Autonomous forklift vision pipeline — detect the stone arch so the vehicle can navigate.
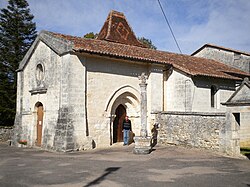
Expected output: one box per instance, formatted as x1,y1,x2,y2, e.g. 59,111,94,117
105,85,140,145
35,101,43,109
105,85,140,116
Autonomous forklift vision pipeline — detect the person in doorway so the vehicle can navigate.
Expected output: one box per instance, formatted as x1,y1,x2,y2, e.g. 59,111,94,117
122,116,132,146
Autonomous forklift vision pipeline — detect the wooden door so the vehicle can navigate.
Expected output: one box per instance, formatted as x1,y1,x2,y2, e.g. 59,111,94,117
36,105,43,146
113,105,126,143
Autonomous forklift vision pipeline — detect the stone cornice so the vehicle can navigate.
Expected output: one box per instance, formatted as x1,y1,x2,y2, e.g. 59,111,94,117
29,87,47,95
152,111,226,117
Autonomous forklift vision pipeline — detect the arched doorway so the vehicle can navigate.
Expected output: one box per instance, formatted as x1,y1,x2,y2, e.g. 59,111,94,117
35,102,44,147
113,104,126,143
105,85,140,145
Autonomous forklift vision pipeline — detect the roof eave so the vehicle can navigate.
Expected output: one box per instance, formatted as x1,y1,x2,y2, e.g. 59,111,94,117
73,48,171,66
222,102,250,106
193,73,242,81
18,31,74,71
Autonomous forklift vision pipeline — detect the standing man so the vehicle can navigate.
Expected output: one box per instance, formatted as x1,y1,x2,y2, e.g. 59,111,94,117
122,116,132,146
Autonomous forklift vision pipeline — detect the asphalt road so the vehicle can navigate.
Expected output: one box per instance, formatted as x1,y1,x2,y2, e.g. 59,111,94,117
0,143,250,187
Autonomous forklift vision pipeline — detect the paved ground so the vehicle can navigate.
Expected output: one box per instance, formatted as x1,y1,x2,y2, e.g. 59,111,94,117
0,143,250,187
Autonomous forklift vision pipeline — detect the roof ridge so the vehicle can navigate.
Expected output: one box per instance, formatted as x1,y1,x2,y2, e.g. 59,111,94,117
192,43,250,56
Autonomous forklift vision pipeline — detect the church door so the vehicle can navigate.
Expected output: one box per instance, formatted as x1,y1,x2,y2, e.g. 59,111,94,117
113,104,126,143
36,104,44,146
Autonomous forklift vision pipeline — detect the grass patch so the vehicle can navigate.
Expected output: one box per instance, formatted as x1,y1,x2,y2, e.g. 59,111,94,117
240,147,250,159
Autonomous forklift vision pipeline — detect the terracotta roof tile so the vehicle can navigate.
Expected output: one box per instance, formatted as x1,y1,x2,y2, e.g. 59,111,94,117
49,31,250,80
97,10,146,48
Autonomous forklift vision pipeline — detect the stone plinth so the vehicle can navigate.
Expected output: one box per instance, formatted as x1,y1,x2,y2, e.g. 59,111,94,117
133,136,152,154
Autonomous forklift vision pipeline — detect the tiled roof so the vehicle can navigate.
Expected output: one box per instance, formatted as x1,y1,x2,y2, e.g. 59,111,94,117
48,31,250,80
97,10,146,48
191,43,250,56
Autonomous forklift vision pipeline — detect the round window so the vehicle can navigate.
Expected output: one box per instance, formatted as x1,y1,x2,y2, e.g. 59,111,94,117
36,64,44,81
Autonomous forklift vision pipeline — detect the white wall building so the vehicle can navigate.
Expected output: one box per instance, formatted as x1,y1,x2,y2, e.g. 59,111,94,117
13,11,250,151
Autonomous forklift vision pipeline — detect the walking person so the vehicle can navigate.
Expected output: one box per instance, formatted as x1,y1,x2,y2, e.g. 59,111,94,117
122,116,132,146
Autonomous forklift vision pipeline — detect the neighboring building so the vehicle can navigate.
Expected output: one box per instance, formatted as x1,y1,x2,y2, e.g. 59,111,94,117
223,78,250,148
191,43,250,73
13,10,250,152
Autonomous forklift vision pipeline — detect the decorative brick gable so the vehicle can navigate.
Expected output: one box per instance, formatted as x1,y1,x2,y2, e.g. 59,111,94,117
97,10,146,48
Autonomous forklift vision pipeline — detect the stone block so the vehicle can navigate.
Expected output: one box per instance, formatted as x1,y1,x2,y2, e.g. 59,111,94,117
133,136,152,154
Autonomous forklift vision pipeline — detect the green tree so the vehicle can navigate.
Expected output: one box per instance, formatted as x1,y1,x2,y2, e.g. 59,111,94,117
0,0,37,126
83,32,98,39
138,37,157,50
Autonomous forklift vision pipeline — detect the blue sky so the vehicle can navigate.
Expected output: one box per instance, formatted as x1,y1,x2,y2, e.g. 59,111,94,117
1,0,250,54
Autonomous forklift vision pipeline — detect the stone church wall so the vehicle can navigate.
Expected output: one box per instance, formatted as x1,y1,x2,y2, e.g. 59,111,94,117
14,41,77,151
193,47,250,73
164,70,235,113
85,56,149,147
156,111,227,151
165,69,194,112
191,77,235,112
64,54,89,150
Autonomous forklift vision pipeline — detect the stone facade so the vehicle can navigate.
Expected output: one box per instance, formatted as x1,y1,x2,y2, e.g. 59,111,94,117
164,69,236,112
192,44,250,73
155,111,240,156
13,11,250,154
13,38,243,152
13,39,165,150
224,107,250,147
223,78,250,147
0,126,13,142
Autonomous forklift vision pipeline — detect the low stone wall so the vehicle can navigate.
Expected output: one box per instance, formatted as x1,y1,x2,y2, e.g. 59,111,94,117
155,111,226,151
0,126,13,142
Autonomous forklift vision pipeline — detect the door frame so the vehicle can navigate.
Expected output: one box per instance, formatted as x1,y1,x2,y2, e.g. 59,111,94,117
113,104,126,143
35,102,44,147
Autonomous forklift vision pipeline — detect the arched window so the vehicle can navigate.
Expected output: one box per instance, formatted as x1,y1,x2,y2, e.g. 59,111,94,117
211,85,217,108
36,64,44,81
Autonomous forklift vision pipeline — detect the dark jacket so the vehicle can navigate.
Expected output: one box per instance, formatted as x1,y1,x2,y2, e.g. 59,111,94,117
122,119,132,131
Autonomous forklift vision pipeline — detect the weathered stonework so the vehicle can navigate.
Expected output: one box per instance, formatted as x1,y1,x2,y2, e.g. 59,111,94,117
0,126,13,142
13,37,244,152
192,44,250,73
12,11,249,153
223,78,250,148
155,111,241,156
133,73,152,154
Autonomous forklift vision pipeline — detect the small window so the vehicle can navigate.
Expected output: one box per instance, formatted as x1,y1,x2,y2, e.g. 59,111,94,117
211,85,217,108
36,64,44,81
233,113,240,126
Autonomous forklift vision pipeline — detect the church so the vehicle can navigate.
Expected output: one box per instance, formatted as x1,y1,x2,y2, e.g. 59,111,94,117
13,10,250,153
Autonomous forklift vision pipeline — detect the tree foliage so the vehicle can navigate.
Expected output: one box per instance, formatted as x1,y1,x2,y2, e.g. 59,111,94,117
83,32,98,39
0,0,37,126
138,37,157,50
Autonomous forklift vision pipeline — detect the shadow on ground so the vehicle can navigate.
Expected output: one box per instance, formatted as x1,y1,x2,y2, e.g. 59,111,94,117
84,167,120,187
